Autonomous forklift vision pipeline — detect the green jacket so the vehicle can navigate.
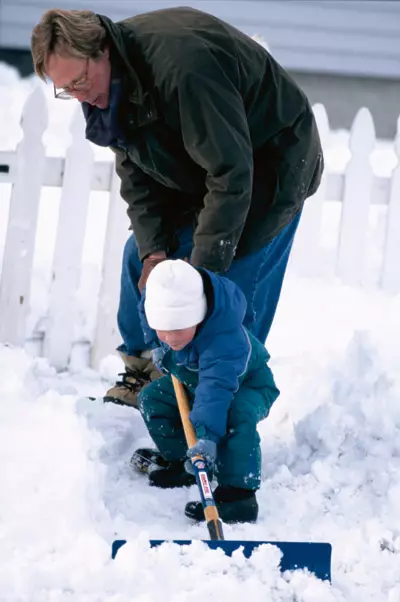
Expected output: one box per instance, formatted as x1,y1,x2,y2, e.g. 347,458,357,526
95,7,323,272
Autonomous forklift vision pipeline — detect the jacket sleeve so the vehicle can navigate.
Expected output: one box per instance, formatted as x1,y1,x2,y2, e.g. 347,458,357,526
176,65,253,272
114,148,174,260
189,328,250,442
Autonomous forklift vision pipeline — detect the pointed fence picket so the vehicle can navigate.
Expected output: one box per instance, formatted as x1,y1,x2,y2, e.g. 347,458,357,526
0,85,399,370
290,103,329,276
43,108,94,369
381,120,400,293
90,168,130,370
336,108,375,286
0,87,47,347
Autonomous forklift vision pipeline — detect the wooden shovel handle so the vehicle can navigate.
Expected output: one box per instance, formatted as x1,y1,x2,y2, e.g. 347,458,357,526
171,374,224,540
171,375,197,447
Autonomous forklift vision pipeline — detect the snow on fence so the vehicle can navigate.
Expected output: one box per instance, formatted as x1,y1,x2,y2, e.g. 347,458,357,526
0,86,399,370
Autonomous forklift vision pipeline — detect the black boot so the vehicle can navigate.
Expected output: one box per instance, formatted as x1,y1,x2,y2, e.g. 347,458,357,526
130,448,172,474
185,486,258,524
149,461,196,488
131,447,196,488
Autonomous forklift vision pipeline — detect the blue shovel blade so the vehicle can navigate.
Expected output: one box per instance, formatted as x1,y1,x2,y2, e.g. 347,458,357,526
111,539,332,582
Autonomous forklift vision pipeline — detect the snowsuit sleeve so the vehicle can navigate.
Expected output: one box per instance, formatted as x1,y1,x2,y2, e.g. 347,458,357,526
189,326,250,442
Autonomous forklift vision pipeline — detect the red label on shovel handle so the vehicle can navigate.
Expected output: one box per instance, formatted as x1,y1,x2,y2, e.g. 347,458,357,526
199,471,213,500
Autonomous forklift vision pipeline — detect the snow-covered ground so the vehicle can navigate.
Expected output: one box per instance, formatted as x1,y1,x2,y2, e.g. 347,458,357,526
1,63,400,601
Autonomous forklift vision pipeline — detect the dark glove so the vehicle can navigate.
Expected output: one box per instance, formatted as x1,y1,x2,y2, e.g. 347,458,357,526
185,439,217,475
138,253,166,293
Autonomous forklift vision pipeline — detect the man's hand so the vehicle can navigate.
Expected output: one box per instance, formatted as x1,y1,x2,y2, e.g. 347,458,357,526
185,438,217,474
138,251,167,293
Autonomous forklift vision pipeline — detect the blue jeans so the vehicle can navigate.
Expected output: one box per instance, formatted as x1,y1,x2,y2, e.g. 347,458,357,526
117,210,302,355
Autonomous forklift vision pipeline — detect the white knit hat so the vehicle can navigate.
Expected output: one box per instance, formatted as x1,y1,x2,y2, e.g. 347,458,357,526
144,259,207,330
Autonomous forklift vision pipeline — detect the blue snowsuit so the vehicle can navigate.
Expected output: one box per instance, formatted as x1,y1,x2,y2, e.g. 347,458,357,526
138,269,280,490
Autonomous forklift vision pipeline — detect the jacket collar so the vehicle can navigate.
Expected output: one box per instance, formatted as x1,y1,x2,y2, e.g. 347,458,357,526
97,14,148,106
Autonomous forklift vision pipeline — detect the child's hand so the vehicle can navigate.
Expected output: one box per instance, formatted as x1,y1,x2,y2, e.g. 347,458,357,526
185,439,217,473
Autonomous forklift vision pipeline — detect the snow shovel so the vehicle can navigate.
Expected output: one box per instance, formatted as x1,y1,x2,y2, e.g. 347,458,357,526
112,375,332,581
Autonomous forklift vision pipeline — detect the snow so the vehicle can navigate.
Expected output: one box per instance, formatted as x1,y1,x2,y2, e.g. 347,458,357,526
1,62,400,601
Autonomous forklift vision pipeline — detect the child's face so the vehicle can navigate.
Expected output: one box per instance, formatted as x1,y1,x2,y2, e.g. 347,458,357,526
156,325,197,351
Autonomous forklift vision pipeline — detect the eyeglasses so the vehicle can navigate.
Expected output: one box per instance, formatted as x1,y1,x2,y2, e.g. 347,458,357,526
53,58,91,100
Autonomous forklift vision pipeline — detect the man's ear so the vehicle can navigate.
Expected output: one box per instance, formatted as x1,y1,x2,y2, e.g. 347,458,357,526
102,45,110,59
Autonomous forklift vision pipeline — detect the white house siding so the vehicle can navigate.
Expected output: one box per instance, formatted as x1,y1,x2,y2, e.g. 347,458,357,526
1,0,400,78
1,0,399,136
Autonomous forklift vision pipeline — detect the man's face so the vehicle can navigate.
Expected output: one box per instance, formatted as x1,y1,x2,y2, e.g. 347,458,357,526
46,50,111,109
156,326,197,351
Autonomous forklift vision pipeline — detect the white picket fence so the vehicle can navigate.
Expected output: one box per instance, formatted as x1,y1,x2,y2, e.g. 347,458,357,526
0,86,399,370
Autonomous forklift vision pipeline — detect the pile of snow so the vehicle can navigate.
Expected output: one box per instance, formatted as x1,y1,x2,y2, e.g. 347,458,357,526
0,345,336,601
1,274,400,600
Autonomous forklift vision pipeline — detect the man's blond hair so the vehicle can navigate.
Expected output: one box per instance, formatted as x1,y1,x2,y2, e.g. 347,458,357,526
31,9,106,80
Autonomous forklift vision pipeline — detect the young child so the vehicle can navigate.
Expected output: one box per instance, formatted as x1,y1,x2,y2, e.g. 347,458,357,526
133,259,279,524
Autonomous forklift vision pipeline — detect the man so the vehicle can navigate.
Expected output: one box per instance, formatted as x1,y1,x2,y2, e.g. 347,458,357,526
31,7,323,407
